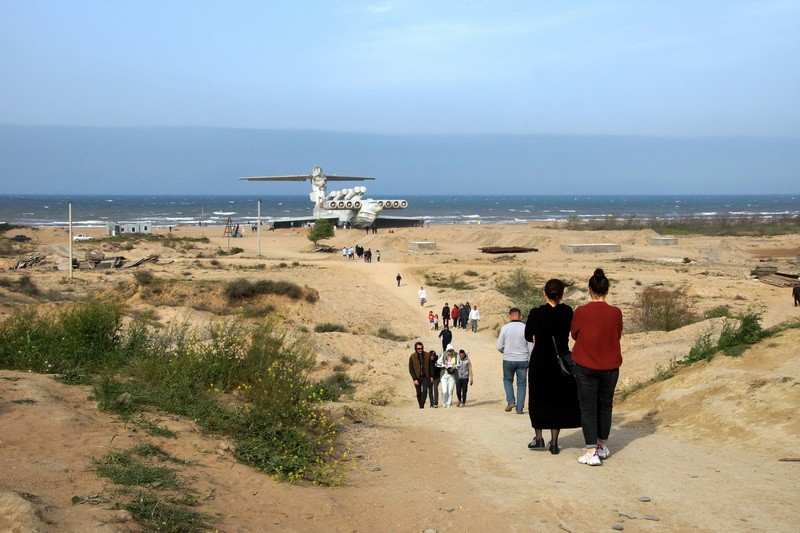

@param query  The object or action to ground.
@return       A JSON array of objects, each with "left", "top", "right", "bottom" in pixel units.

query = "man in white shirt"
[
  {"left": 418, "top": 287, "right": 427, "bottom": 308},
  {"left": 496, "top": 307, "right": 532, "bottom": 414}
]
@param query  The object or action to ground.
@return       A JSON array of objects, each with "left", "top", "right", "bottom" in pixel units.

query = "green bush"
[
  {"left": 631, "top": 286, "right": 697, "bottom": 331},
  {"left": 0, "top": 300, "right": 127, "bottom": 373},
  {"left": 314, "top": 323, "right": 347, "bottom": 333},
  {"left": 717, "top": 312, "right": 766, "bottom": 356},
  {"left": 224, "top": 278, "right": 307, "bottom": 301},
  {"left": 496, "top": 268, "right": 544, "bottom": 312}
]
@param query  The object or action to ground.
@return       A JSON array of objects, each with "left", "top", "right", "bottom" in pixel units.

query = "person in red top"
[{"left": 571, "top": 268, "right": 623, "bottom": 466}]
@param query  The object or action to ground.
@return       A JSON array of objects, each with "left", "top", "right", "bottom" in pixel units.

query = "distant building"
[{"left": 107, "top": 222, "right": 153, "bottom": 236}]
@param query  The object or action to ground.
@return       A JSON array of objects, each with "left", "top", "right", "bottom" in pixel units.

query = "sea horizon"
[{"left": 1, "top": 193, "right": 797, "bottom": 228}]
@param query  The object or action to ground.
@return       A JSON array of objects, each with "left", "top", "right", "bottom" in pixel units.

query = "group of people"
[
  {"left": 407, "top": 268, "right": 624, "bottom": 467},
  {"left": 409, "top": 342, "right": 474, "bottom": 409},
  {"left": 441, "top": 302, "right": 480, "bottom": 332},
  {"left": 342, "top": 245, "right": 379, "bottom": 262},
  {"left": 496, "top": 269, "right": 623, "bottom": 466}
]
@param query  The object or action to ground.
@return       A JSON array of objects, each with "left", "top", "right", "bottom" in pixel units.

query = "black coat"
[{"left": 524, "top": 303, "right": 581, "bottom": 429}]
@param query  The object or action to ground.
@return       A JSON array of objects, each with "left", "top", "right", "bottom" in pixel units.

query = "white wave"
[{"left": 213, "top": 211, "right": 237, "bottom": 216}]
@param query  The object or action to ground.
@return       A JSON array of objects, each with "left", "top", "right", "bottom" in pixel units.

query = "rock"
[
  {"left": 643, "top": 514, "right": 660, "bottom": 521},
  {"left": 444, "top": 506, "right": 455, "bottom": 512},
  {"left": 638, "top": 496, "right": 651, "bottom": 502},
  {"left": 612, "top": 525, "right": 624, "bottom": 531},
  {"left": 617, "top": 512, "right": 637, "bottom": 519}
]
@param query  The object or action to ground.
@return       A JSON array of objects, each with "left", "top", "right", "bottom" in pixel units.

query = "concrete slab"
[
  {"left": 647, "top": 236, "right": 678, "bottom": 246},
  {"left": 561, "top": 243, "right": 621, "bottom": 253},
  {"left": 408, "top": 241, "right": 437, "bottom": 251}
]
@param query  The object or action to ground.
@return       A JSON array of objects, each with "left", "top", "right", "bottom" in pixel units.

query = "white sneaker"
[
  {"left": 578, "top": 451, "right": 602, "bottom": 466},
  {"left": 596, "top": 444, "right": 611, "bottom": 460}
]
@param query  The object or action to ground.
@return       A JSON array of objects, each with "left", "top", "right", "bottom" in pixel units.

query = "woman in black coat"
[{"left": 524, "top": 279, "right": 581, "bottom": 454}]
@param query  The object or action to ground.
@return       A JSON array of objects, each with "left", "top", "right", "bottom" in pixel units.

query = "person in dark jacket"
[
  {"left": 524, "top": 279, "right": 581, "bottom": 455},
  {"left": 442, "top": 303, "right": 451, "bottom": 329},
  {"left": 438, "top": 325, "right": 453, "bottom": 353},
  {"left": 409, "top": 341, "right": 434, "bottom": 409},
  {"left": 459, "top": 303, "right": 469, "bottom": 330}
]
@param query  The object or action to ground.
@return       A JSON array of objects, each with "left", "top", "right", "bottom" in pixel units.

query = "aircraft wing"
[
  {"left": 239, "top": 175, "right": 311, "bottom": 181},
  {"left": 238, "top": 175, "right": 375, "bottom": 181},
  {"left": 324, "top": 176, "right": 375, "bottom": 181}
]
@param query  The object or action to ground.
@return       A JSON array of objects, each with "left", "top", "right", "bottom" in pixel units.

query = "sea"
[{"left": 0, "top": 194, "right": 797, "bottom": 228}]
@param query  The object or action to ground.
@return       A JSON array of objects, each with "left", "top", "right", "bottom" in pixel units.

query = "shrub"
[
  {"left": 224, "top": 278, "right": 307, "bottom": 302},
  {"left": 133, "top": 270, "right": 155, "bottom": 285},
  {"left": 631, "top": 286, "right": 697, "bottom": 332},
  {"left": 375, "top": 327, "right": 408, "bottom": 341},
  {"left": 315, "top": 323, "right": 347, "bottom": 333},
  {"left": 496, "top": 268, "right": 544, "bottom": 312},
  {"left": 717, "top": 312, "right": 766, "bottom": 356},
  {"left": 0, "top": 300, "right": 126, "bottom": 373}
]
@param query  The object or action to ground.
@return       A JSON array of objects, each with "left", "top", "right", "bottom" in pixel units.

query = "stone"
[
  {"left": 638, "top": 496, "right": 651, "bottom": 502},
  {"left": 643, "top": 515, "right": 660, "bottom": 521},
  {"left": 612, "top": 525, "right": 624, "bottom": 531}
]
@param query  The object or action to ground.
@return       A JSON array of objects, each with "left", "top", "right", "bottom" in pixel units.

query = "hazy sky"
[{"left": 2, "top": 1, "right": 799, "bottom": 137}]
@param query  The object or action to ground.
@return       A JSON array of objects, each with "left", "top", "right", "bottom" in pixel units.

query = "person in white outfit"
[
  {"left": 436, "top": 344, "right": 460, "bottom": 408},
  {"left": 469, "top": 306, "right": 481, "bottom": 332},
  {"left": 418, "top": 287, "right": 427, "bottom": 308}
]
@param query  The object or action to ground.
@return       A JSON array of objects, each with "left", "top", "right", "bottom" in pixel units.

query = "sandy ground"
[{"left": 1, "top": 222, "right": 799, "bottom": 532}]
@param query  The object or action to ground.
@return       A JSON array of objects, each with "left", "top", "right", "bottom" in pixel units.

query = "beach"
[{"left": 2, "top": 222, "right": 800, "bottom": 531}]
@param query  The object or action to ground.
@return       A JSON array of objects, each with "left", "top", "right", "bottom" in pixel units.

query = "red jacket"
[{"left": 571, "top": 301, "right": 623, "bottom": 370}]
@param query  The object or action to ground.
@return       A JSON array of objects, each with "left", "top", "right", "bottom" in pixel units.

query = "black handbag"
[{"left": 551, "top": 337, "right": 575, "bottom": 377}]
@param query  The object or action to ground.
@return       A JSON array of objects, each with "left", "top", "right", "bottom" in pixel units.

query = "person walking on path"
[
  {"left": 428, "top": 350, "right": 441, "bottom": 408},
  {"left": 451, "top": 304, "right": 460, "bottom": 327},
  {"left": 469, "top": 305, "right": 481, "bottom": 332},
  {"left": 438, "top": 325, "right": 453, "bottom": 353},
  {"left": 496, "top": 307, "right": 533, "bottom": 414},
  {"left": 409, "top": 342, "right": 434, "bottom": 409},
  {"left": 396, "top": 273, "right": 402, "bottom": 287},
  {"left": 455, "top": 349, "right": 474, "bottom": 407},
  {"left": 442, "top": 303, "right": 451, "bottom": 329},
  {"left": 524, "top": 279, "right": 581, "bottom": 454},
  {"left": 436, "top": 344, "right": 460, "bottom": 408},
  {"left": 793, "top": 285, "right": 800, "bottom": 306},
  {"left": 571, "top": 268, "right": 623, "bottom": 466},
  {"left": 428, "top": 311, "right": 436, "bottom": 329},
  {"left": 418, "top": 287, "right": 427, "bottom": 308},
  {"left": 459, "top": 303, "right": 469, "bottom": 330}
]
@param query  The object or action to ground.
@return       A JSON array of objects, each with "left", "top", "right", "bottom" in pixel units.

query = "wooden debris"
[
  {"left": 12, "top": 254, "right": 48, "bottom": 270},
  {"left": 480, "top": 246, "right": 538, "bottom": 254}
]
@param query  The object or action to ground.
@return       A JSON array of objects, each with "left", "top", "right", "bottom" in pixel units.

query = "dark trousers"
[
  {"left": 443, "top": 316, "right": 449, "bottom": 328},
  {"left": 428, "top": 376, "right": 440, "bottom": 406},
  {"left": 456, "top": 378, "right": 470, "bottom": 404},
  {"left": 414, "top": 378, "right": 432, "bottom": 408},
  {"left": 574, "top": 364, "right": 619, "bottom": 446}
]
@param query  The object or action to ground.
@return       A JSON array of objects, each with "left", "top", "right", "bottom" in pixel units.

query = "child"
[
  {"left": 428, "top": 311, "right": 436, "bottom": 329},
  {"left": 456, "top": 349, "right": 473, "bottom": 407},
  {"left": 434, "top": 314, "right": 439, "bottom": 330}
]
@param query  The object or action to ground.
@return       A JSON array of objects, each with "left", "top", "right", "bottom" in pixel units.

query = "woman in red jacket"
[{"left": 571, "top": 268, "right": 623, "bottom": 466}]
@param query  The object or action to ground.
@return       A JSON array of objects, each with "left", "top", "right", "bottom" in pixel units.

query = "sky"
[{"left": 1, "top": 1, "right": 799, "bottom": 194}]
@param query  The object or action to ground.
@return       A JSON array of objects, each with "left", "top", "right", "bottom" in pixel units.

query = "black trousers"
[
  {"left": 574, "top": 364, "right": 619, "bottom": 446},
  {"left": 414, "top": 378, "right": 432, "bottom": 408},
  {"left": 456, "top": 378, "right": 470, "bottom": 404}
]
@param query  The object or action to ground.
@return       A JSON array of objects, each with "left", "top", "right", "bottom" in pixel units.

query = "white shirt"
[{"left": 496, "top": 320, "right": 532, "bottom": 362}]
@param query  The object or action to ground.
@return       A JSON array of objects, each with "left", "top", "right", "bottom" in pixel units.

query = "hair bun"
[{"left": 594, "top": 268, "right": 605, "bottom": 277}]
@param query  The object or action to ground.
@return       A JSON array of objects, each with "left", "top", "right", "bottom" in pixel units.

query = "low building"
[{"left": 107, "top": 222, "right": 153, "bottom": 236}]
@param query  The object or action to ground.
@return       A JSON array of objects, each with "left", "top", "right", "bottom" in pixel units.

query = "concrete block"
[
  {"left": 561, "top": 243, "right": 621, "bottom": 254},
  {"left": 647, "top": 236, "right": 678, "bottom": 246},
  {"left": 408, "top": 241, "right": 437, "bottom": 251}
]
